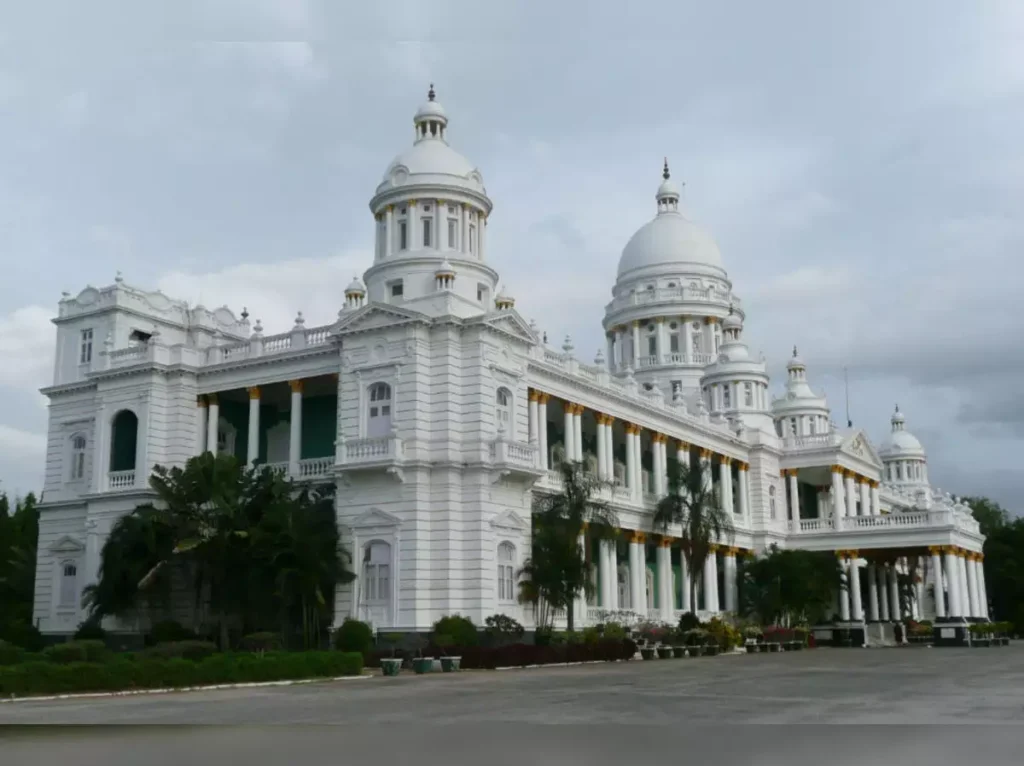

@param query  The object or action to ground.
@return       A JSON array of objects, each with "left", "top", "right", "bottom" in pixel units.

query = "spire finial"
[
  {"left": 662, "top": 157, "right": 670, "bottom": 181},
  {"left": 895, "top": 403, "right": 900, "bottom": 414},
  {"left": 792, "top": 345, "right": 798, "bottom": 357},
  {"left": 428, "top": 83, "right": 435, "bottom": 102}
]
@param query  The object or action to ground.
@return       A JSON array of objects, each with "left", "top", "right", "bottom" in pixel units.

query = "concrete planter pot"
[
  {"left": 758, "top": 643, "right": 770, "bottom": 653},
  {"left": 440, "top": 656, "right": 461, "bottom": 672},
  {"left": 768, "top": 642, "right": 781, "bottom": 653},
  {"left": 686, "top": 645, "right": 704, "bottom": 657},
  {"left": 640, "top": 647, "right": 657, "bottom": 660},
  {"left": 672, "top": 646, "right": 687, "bottom": 658},
  {"left": 972, "top": 638, "right": 991, "bottom": 647},
  {"left": 412, "top": 657, "right": 434, "bottom": 674},
  {"left": 704, "top": 645, "right": 719, "bottom": 657},
  {"left": 791, "top": 641, "right": 804, "bottom": 651},
  {"left": 745, "top": 644, "right": 759, "bottom": 654},
  {"left": 657, "top": 646, "right": 673, "bottom": 659},
  {"left": 380, "top": 658, "right": 403, "bottom": 677}
]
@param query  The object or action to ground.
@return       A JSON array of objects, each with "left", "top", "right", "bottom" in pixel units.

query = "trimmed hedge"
[
  {"left": 0, "top": 651, "right": 363, "bottom": 698},
  {"left": 42, "top": 640, "right": 110, "bottom": 664},
  {"left": 364, "top": 638, "right": 637, "bottom": 669},
  {"left": 0, "top": 639, "right": 27, "bottom": 666},
  {"left": 142, "top": 641, "right": 218, "bottom": 661}
]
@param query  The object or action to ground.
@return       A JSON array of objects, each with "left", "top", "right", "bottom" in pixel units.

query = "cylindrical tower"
[
  {"left": 699, "top": 311, "right": 773, "bottom": 433},
  {"left": 771, "top": 347, "right": 833, "bottom": 440},
  {"left": 878, "top": 405, "right": 929, "bottom": 486}
]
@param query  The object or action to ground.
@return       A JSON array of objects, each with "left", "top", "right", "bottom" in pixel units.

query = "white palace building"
[{"left": 32, "top": 88, "right": 987, "bottom": 645}]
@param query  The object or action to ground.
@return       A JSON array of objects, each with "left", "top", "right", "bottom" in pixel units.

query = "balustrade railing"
[
  {"left": 342, "top": 435, "right": 402, "bottom": 464},
  {"left": 607, "top": 287, "right": 741, "bottom": 311},
  {"left": 297, "top": 456, "right": 334, "bottom": 478},
  {"left": 107, "top": 470, "right": 136, "bottom": 490}
]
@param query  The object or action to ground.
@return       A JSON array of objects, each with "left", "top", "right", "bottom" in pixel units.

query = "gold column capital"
[
  {"left": 529, "top": 389, "right": 540, "bottom": 402},
  {"left": 654, "top": 316, "right": 665, "bottom": 324},
  {"left": 605, "top": 415, "right": 615, "bottom": 426},
  {"left": 408, "top": 198, "right": 417, "bottom": 206},
  {"left": 289, "top": 379, "right": 304, "bottom": 394},
  {"left": 385, "top": 204, "right": 394, "bottom": 212},
  {"left": 708, "top": 543, "right": 720, "bottom": 553},
  {"left": 700, "top": 448, "right": 713, "bottom": 459},
  {"left": 659, "top": 536, "right": 673, "bottom": 548},
  {"left": 435, "top": 198, "right": 445, "bottom": 205},
  {"left": 631, "top": 320, "right": 640, "bottom": 328},
  {"left": 675, "top": 440, "right": 689, "bottom": 451},
  {"left": 705, "top": 316, "right": 718, "bottom": 325},
  {"left": 197, "top": 396, "right": 208, "bottom": 408},
  {"left": 247, "top": 386, "right": 261, "bottom": 400},
  {"left": 721, "top": 455, "right": 732, "bottom": 465},
  {"left": 830, "top": 464, "right": 844, "bottom": 474},
  {"left": 206, "top": 393, "right": 218, "bottom": 405},
  {"left": 738, "top": 462, "right": 749, "bottom": 471}
]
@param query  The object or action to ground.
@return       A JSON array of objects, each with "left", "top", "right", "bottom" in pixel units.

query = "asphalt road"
[{"left": 3, "top": 646, "right": 1024, "bottom": 763}]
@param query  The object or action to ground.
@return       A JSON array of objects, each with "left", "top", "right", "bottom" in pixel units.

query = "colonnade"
[
  {"left": 527, "top": 389, "right": 749, "bottom": 517},
  {"left": 783, "top": 466, "right": 881, "bottom": 530},
  {"left": 605, "top": 315, "right": 719, "bottom": 371},
  {"left": 928, "top": 546, "right": 989, "bottom": 621},
  {"left": 376, "top": 199, "right": 485, "bottom": 258}
]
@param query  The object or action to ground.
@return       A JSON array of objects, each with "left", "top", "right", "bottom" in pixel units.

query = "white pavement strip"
[{"left": 2, "top": 674, "right": 371, "bottom": 704}]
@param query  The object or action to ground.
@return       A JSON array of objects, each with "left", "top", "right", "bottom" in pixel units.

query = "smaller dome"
[
  {"left": 414, "top": 84, "right": 448, "bottom": 123},
  {"left": 435, "top": 258, "right": 456, "bottom": 277},
  {"left": 723, "top": 311, "right": 742, "bottom": 331},
  {"left": 787, "top": 346, "right": 805, "bottom": 370},
  {"left": 879, "top": 405, "right": 925, "bottom": 457},
  {"left": 345, "top": 276, "right": 366, "bottom": 295}
]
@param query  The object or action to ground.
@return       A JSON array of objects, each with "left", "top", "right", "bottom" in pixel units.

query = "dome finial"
[
  {"left": 428, "top": 83, "right": 435, "bottom": 102},
  {"left": 662, "top": 157, "right": 670, "bottom": 181},
  {"left": 792, "top": 345, "right": 798, "bottom": 357},
  {"left": 894, "top": 403, "right": 900, "bottom": 414}
]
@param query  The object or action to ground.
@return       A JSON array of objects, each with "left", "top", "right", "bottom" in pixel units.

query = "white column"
[
  {"left": 737, "top": 464, "right": 749, "bottom": 520},
  {"left": 838, "top": 558, "right": 851, "bottom": 621},
  {"left": 867, "top": 564, "right": 880, "bottom": 621},
  {"left": 434, "top": 198, "right": 443, "bottom": 251},
  {"left": 575, "top": 533, "right": 587, "bottom": 626},
  {"left": 845, "top": 473, "right": 858, "bottom": 518},
  {"left": 705, "top": 549, "right": 719, "bottom": 613},
  {"left": 134, "top": 397, "right": 149, "bottom": 488},
  {"left": 538, "top": 395, "right": 549, "bottom": 470},
  {"left": 930, "top": 548, "right": 946, "bottom": 619},
  {"left": 206, "top": 394, "right": 220, "bottom": 455},
  {"left": 596, "top": 416, "right": 608, "bottom": 480},
  {"left": 957, "top": 552, "right": 971, "bottom": 620},
  {"left": 859, "top": 480, "right": 870, "bottom": 518},
  {"left": 598, "top": 539, "right": 611, "bottom": 608},
  {"left": 478, "top": 214, "right": 486, "bottom": 258},
  {"left": 879, "top": 570, "right": 891, "bottom": 621},
  {"left": 787, "top": 470, "right": 800, "bottom": 531},
  {"left": 628, "top": 536, "right": 644, "bottom": 614},
  {"left": 460, "top": 203, "right": 468, "bottom": 253},
  {"left": 604, "top": 418, "right": 615, "bottom": 481},
  {"left": 631, "top": 428, "right": 643, "bottom": 498},
  {"left": 965, "top": 553, "right": 979, "bottom": 618},
  {"left": 657, "top": 542, "right": 673, "bottom": 621},
  {"left": 849, "top": 557, "right": 863, "bottom": 621},
  {"left": 831, "top": 466, "right": 846, "bottom": 524},
  {"left": 288, "top": 380, "right": 303, "bottom": 476},
  {"left": 408, "top": 200, "right": 419, "bottom": 249},
  {"left": 563, "top": 403, "right": 575, "bottom": 464},
  {"left": 680, "top": 555, "right": 691, "bottom": 613},
  {"left": 605, "top": 333, "right": 615, "bottom": 370},
  {"left": 528, "top": 392, "right": 539, "bottom": 446},
  {"left": 612, "top": 329, "right": 623, "bottom": 370},
  {"left": 631, "top": 321, "right": 640, "bottom": 369},
  {"left": 701, "top": 450, "right": 713, "bottom": 495},
  {"left": 247, "top": 386, "right": 261, "bottom": 466},
  {"left": 888, "top": 565, "right": 901, "bottom": 621},
  {"left": 655, "top": 318, "right": 667, "bottom": 363},
  {"left": 573, "top": 405, "right": 583, "bottom": 462},
  {"left": 719, "top": 459, "right": 734, "bottom": 515},
  {"left": 384, "top": 205, "right": 394, "bottom": 255},
  {"left": 913, "top": 568, "right": 924, "bottom": 620},
  {"left": 608, "top": 541, "right": 619, "bottom": 610},
  {"left": 195, "top": 398, "right": 208, "bottom": 455},
  {"left": 723, "top": 549, "right": 737, "bottom": 613},
  {"left": 702, "top": 317, "right": 716, "bottom": 359},
  {"left": 657, "top": 437, "right": 669, "bottom": 495},
  {"left": 870, "top": 482, "right": 881, "bottom": 515},
  {"left": 976, "top": 556, "right": 989, "bottom": 620}
]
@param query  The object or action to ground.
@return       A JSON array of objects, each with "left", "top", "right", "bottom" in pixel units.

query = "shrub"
[
  {"left": 705, "top": 618, "right": 740, "bottom": 650},
  {"left": 683, "top": 628, "right": 709, "bottom": 647},
  {"left": 534, "top": 626, "right": 553, "bottom": 646},
  {"left": 432, "top": 614, "right": 478, "bottom": 647},
  {"left": 456, "top": 638, "right": 636, "bottom": 669},
  {"left": 333, "top": 618, "right": 374, "bottom": 657},
  {"left": 0, "top": 621, "right": 44, "bottom": 652},
  {"left": 239, "top": 632, "right": 283, "bottom": 653},
  {"left": 484, "top": 614, "right": 524, "bottom": 642},
  {"left": 601, "top": 622, "right": 628, "bottom": 640},
  {"left": 74, "top": 621, "right": 108, "bottom": 641},
  {"left": 0, "top": 639, "right": 27, "bottom": 666},
  {"left": 148, "top": 620, "right": 198, "bottom": 645},
  {"left": 42, "top": 640, "right": 109, "bottom": 664},
  {"left": 677, "top": 612, "right": 702, "bottom": 633},
  {"left": 143, "top": 640, "right": 218, "bottom": 661},
  {"left": 434, "top": 634, "right": 456, "bottom": 654},
  {"left": 0, "top": 652, "right": 363, "bottom": 698}
]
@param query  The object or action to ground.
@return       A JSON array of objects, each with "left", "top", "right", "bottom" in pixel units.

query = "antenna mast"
[{"left": 844, "top": 366, "right": 852, "bottom": 428}]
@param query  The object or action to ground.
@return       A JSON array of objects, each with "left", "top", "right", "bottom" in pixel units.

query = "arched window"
[
  {"left": 769, "top": 486, "right": 777, "bottom": 520},
  {"left": 109, "top": 410, "right": 138, "bottom": 472},
  {"left": 497, "top": 542, "right": 516, "bottom": 602},
  {"left": 362, "top": 541, "right": 391, "bottom": 604},
  {"left": 69, "top": 434, "right": 87, "bottom": 481},
  {"left": 59, "top": 561, "right": 78, "bottom": 607},
  {"left": 495, "top": 388, "right": 512, "bottom": 431},
  {"left": 367, "top": 383, "right": 392, "bottom": 437}
]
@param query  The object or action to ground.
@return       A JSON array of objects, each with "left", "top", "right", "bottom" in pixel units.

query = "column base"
[
  {"left": 812, "top": 621, "right": 866, "bottom": 648},
  {"left": 932, "top": 618, "right": 970, "bottom": 647}
]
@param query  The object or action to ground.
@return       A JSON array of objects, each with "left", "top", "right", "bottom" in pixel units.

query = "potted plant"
[
  {"left": 640, "top": 645, "right": 657, "bottom": 660},
  {"left": 657, "top": 644, "right": 673, "bottom": 659},
  {"left": 743, "top": 626, "right": 762, "bottom": 653},
  {"left": 684, "top": 628, "right": 707, "bottom": 657},
  {"left": 379, "top": 632, "right": 404, "bottom": 677},
  {"left": 411, "top": 636, "right": 433, "bottom": 674},
  {"left": 436, "top": 634, "right": 461, "bottom": 671},
  {"left": 672, "top": 644, "right": 687, "bottom": 658}
]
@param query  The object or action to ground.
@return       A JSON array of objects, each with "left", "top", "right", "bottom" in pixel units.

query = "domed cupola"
[
  {"left": 602, "top": 159, "right": 741, "bottom": 402},
  {"left": 772, "top": 346, "right": 834, "bottom": 441},
  {"left": 362, "top": 86, "right": 500, "bottom": 318},
  {"left": 699, "top": 308, "right": 773, "bottom": 433},
  {"left": 878, "top": 405, "right": 928, "bottom": 486}
]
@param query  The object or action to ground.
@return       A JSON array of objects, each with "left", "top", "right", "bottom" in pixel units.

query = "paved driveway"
[{"left": 3, "top": 647, "right": 1024, "bottom": 763}]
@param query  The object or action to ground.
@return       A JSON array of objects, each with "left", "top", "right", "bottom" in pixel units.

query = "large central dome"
[{"left": 616, "top": 166, "right": 723, "bottom": 278}]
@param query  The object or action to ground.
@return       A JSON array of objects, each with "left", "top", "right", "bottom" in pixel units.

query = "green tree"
[
  {"left": 652, "top": 458, "right": 733, "bottom": 613},
  {"left": 0, "top": 492, "right": 40, "bottom": 630},
  {"left": 741, "top": 546, "right": 843, "bottom": 625},
  {"left": 963, "top": 496, "right": 1010, "bottom": 538},
  {"left": 518, "top": 460, "right": 617, "bottom": 631},
  {"left": 84, "top": 453, "right": 353, "bottom": 648}
]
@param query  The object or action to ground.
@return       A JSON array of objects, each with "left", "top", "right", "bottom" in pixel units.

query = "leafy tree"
[
  {"left": 741, "top": 545, "right": 843, "bottom": 625},
  {"left": 518, "top": 460, "right": 617, "bottom": 632},
  {"left": 652, "top": 458, "right": 733, "bottom": 613},
  {"left": 963, "top": 496, "right": 1010, "bottom": 538},
  {"left": 0, "top": 492, "right": 40, "bottom": 635},
  {"left": 84, "top": 453, "right": 353, "bottom": 649}
]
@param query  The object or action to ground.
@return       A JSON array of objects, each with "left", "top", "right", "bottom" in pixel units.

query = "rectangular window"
[
  {"left": 80, "top": 329, "right": 93, "bottom": 364},
  {"left": 723, "top": 385, "right": 731, "bottom": 408},
  {"left": 399, "top": 221, "right": 408, "bottom": 250},
  {"left": 744, "top": 382, "right": 753, "bottom": 407},
  {"left": 477, "top": 283, "right": 488, "bottom": 304},
  {"left": 647, "top": 337, "right": 656, "bottom": 356},
  {"left": 669, "top": 334, "right": 679, "bottom": 353},
  {"left": 469, "top": 224, "right": 476, "bottom": 254},
  {"left": 390, "top": 281, "right": 404, "bottom": 300},
  {"left": 422, "top": 218, "right": 432, "bottom": 247},
  {"left": 448, "top": 219, "right": 456, "bottom": 248}
]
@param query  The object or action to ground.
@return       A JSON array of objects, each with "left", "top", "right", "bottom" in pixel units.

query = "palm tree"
[
  {"left": 652, "top": 456, "right": 733, "bottom": 615},
  {"left": 519, "top": 460, "right": 618, "bottom": 632}
]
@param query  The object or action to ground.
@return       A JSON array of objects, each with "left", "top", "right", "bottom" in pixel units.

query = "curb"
[{"left": 2, "top": 673, "right": 371, "bottom": 704}]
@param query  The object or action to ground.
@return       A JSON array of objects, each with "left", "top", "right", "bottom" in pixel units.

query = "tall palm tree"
[
  {"left": 652, "top": 456, "right": 733, "bottom": 615},
  {"left": 519, "top": 460, "right": 618, "bottom": 632}
]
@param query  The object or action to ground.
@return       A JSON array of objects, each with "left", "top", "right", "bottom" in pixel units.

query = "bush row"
[
  {"left": 0, "top": 650, "right": 363, "bottom": 698},
  {"left": 367, "top": 638, "right": 637, "bottom": 669}
]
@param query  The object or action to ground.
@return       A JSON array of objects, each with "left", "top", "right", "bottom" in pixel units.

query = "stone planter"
[
  {"left": 768, "top": 642, "right": 781, "bottom": 653},
  {"left": 380, "top": 658, "right": 403, "bottom": 677},
  {"left": 704, "top": 645, "right": 719, "bottom": 657},
  {"left": 672, "top": 646, "right": 686, "bottom": 658},
  {"left": 758, "top": 643, "right": 770, "bottom": 653},
  {"left": 440, "top": 656, "right": 461, "bottom": 672},
  {"left": 412, "top": 657, "right": 434, "bottom": 674},
  {"left": 640, "top": 647, "right": 657, "bottom": 660},
  {"left": 686, "top": 645, "right": 704, "bottom": 657},
  {"left": 745, "top": 644, "right": 758, "bottom": 654},
  {"left": 657, "top": 646, "right": 673, "bottom": 659},
  {"left": 972, "top": 637, "right": 991, "bottom": 647},
  {"left": 791, "top": 641, "right": 804, "bottom": 651}
]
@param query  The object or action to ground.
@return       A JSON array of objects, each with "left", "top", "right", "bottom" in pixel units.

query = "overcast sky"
[{"left": 1, "top": 1, "right": 1022, "bottom": 509}]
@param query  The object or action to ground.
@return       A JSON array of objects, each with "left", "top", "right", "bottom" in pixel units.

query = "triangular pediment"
[
  {"left": 333, "top": 303, "right": 429, "bottom": 336},
  {"left": 48, "top": 535, "right": 85, "bottom": 554},
  {"left": 490, "top": 509, "right": 529, "bottom": 532},
  {"left": 350, "top": 507, "right": 402, "bottom": 529},
  {"left": 472, "top": 310, "right": 538, "bottom": 345},
  {"left": 840, "top": 429, "right": 883, "bottom": 468}
]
